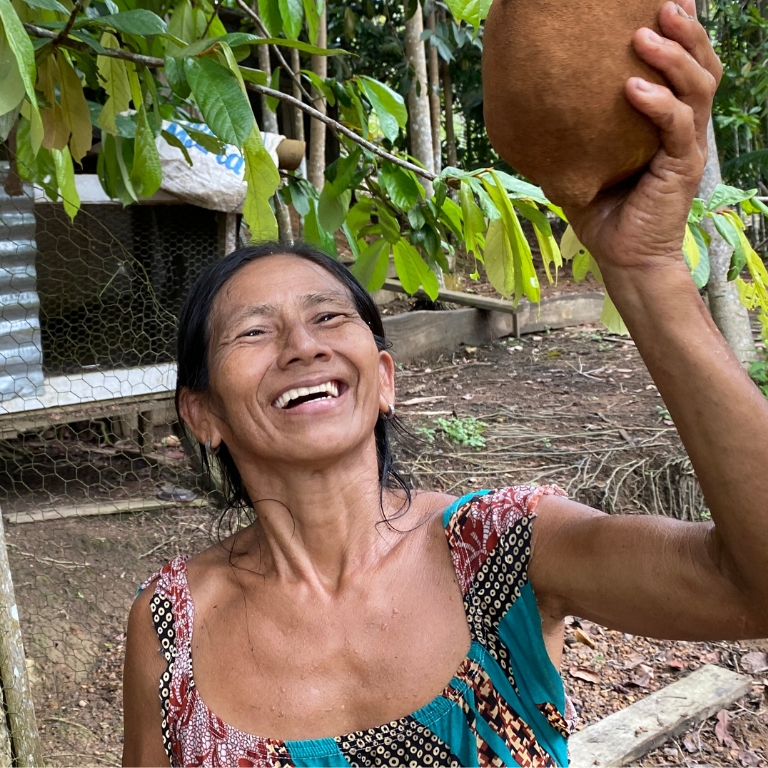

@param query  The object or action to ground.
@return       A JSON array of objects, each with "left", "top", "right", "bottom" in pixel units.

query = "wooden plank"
[
  {"left": 4, "top": 497, "right": 208, "bottom": 525},
  {"left": 517, "top": 292, "right": 604, "bottom": 335},
  {"left": 382, "top": 278, "right": 519, "bottom": 314},
  {"left": 383, "top": 309, "right": 514, "bottom": 363},
  {"left": 569, "top": 665, "right": 752, "bottom": 768}
]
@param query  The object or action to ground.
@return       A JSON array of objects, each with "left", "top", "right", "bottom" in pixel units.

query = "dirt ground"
[{"left": 2, "top": 317, "right": 767, "bottom": 766}]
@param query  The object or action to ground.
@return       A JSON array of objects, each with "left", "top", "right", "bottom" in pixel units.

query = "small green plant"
[
  {"left": 415, "top": 426, "right": 437, "bottom": 444},
  {"left": 436, "top": 417, "right": 488, "bottom": 449},
  {"left": 749, "top": 360, "right": 768, "bottom": 399}
]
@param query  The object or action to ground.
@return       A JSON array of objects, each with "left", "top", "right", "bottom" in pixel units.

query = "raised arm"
[{"left": 529, "top": 0, "right": 768, "bottom": 640}]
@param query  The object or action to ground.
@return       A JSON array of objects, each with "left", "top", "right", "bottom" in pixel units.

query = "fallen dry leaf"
[
  {"left": 623, "top": 652, "right": 647, "bottom": 670},
  {"left": 629, "top": 671, "right": 652, "bottom": 689},
  {"left": 667, "top": 659, "right": 686, "bottom": 671},
  {"left": 568, "top": 666, "right": 601, "bottom": 685},
  {"left": 573, "top": 629, "right": 596, "bottom": 649},
  {"left": 740, "top": 651, "right": 768, "bottom": 674},
  {"left": 714, "top": 709, "right": 736, "bottom": 748},
  {"left": 682, "top": 736, "right": 698, "bottom": 754},
  {"left": 738, "top": 751, "right": 761, "bottom": 767}
]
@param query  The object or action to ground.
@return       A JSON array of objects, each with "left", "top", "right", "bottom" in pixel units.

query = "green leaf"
[
  {"left": 242, "top": 125, "right": 280, "bottom": 241},
  {"left": 0, "top": 23, "right": 25, "bottom": 116},
  {"left": 711, "top": 210, "right": 747, "bottom": 279},
  {"left": 266, "top": 66, "right": 281, "bottom": 112},
  {"left": 259, "top": 0, "right": 283, "bottom": 38},
  {"left": 17, "top": 0, "right": 68, "bottom": 14},
  {"left": 301, "top": 69, "right": 335, "bottom": 104},
  {"left": 184, "top": 57, "right": 254, "bottom": 147},
  {"left": 239, "top": 66, "right": 268, "bottom": 87},
  {"left": 443, "top": 0, "right": 491, "bottom": 32},
  {"left": 393, "top": 239, "right": 439, "bottom": 300},
  {"left": 687, "top": 224, "right": 710, "bottom": 290},
  {"left": 318, "top": 186, "right": 351, "bottom": 233},
  {"left": 707, "top": 184, "right": 758, "bottom": 211},
  {"left": 513, "top": 199, "right": 561, "bottom": 283},
  {"left": 161, "top": 129, "right": 192, "bottom": 165},
  {"left": 483, "top": 219, "right": 514, "bottom": 297},
  {"left": 601, "top": 295, "right": 628, "bottom": 335},
  {"left": 572, "top": 250, "right": 590, "bottom": 281},
  {"left": 459, "top": 180, "right": 485, "bottom": 258},
  {"left": 438, "top": 197, "right": 463, "bottom": 240},
  {"left": 303, "top": 0, "right": 319, "bottom": 44},
  {"left": 0, "top": 0, "right": 42, "bottom": 152},
  {"left": 358, "top": 76, "right": 406, "bottom": 143},
  {"left": 278, "top": 0, "right": 303, "bottom": 40},
  {"left": 375, "top": 202, "right": 401, "bottom": 244},
  {"left": 58, "top": 52, "right": 92, "bottom": 164},
  {"left": 84, "top": 9, "right": 167, "bottom": 36},
  {"left": 379, "top": 162, "right": 420, "bottom": 210},
  {"left": 97, "top": 32, "right": 132, "bottom": 135},
  {"left": 130, "top": 105, "right": 161, "bottom": 198},
  {"left": 350, "top": 238, "right": 389, "bottom": 292},
  {"left": 489, "top": 170, "right": 550, "bottom": 206},
  {"left": 164, "top": 56, "right": 191, "bottom": 98},
  {"left": 304, "top": 198, "right": 337, "bottom": 255},
  {"left": 51, "top": 145, "right": 80, "bottom": 220},
  {"left": 560, "top": 224, "right": 589, "bottom": 262},
  {"left": 287, "top": 176, "right": 311, "bottom": 216}
]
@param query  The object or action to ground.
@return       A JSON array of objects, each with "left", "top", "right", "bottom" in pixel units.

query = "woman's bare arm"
[
  {"left": 528, "top": 0, "right": 768, "bottom": 639},
  {"left": 122, "top": 586, "right": 171, "bottom": 767}
]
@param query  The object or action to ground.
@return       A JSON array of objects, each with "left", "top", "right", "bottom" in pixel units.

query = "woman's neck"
[{"left": 233, "top": 445, "right": 408, "bottom": 593}]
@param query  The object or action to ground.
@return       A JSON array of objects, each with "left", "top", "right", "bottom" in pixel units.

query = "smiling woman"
[{"left": 122, "top": 4, "right": 768, "bottom": 767}]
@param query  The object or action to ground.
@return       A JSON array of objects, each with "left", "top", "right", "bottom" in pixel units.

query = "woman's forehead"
[{"left": 213, "top": 255, "right": 356, "bottom": 319}]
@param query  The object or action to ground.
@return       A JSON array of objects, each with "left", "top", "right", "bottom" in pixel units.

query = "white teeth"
[{"left": 275, "top": 381, "right": 339, "bottom": 409}]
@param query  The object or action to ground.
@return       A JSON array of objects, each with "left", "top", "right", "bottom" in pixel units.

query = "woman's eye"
[
  {"left": 318, "top": 312, "right": 341, "bottom": 323},
  {"left": 240, "top": 328, "right": 266, "bottom": 338}
]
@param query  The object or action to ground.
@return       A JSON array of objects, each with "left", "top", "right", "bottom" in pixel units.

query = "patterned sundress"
[{"left": 142, "top": 485, "right": 573, "bottom": 767}]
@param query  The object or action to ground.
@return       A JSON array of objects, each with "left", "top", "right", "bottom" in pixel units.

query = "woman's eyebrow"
[{"left": 300, "top": 291, "right": 355, "bottom": 309}]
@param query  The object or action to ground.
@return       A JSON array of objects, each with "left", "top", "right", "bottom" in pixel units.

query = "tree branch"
[
  {"left": 52, "top": 0, "right": 83, "bottom": 51},
  {"left": 22, "top": 22, "right": 438, "bottom": 182},
  {"left": 235, "top": 0, "right": 317, "bottom": 106}
]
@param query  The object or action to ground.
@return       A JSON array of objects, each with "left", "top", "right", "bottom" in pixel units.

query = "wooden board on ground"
[
  {"left": 4, "top": 498, "right": 208, "bottom": 525},
  {"left": 382, "top": 278, "right": 520, "bottom": 314},
  {"left": 569, "top": 664, "right": 752, "bottom": 767}
]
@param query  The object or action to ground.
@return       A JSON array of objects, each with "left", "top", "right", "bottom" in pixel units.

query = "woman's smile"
[{"left": 271, "top": 379, "right": 350, "bottom": 414}]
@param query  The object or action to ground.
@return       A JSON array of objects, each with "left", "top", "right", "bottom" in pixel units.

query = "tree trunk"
[
  {"left": 253, "top": 1, "right": 292, "bottom": 241},
  {"left": 290, "top": 48, "right": 305, "bottom": 144},
  {"left": 404, "top": 2, "right": 434, "bottom": 198},
  {"left": 425, "top": 9, "right": 441, "bottom": 174},
  {"left": 700, "top": 118, "right": 757, "bottom": 364},
  {"left": 441, "top": 59, "right": 457, "bottom": 168},
  {"left": 308, "top": 6, "right": 327, "bottom": 191}
]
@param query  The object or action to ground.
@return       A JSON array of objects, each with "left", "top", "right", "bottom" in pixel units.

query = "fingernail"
[
  {"left": 634, "top": 78, "right": 655, "bottom": 93},
  {"left": 675, "top": 3, "right": 693, "bottom": 19},
  {"left": 645, "top": 28, "right": 664, "bottom": 43}
]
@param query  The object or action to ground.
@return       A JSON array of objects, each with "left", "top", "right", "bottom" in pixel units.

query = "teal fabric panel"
[
  {"left": 411, "top": 693, "right": 478, "bottom": 767},
  {"left": 442, "top": 489, "right": 492, "bottom": 527},
  {"left": 286, "top": 738, "right": 350, "bottom": 767}
]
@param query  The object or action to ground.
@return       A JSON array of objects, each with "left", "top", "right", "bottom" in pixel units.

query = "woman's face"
[{"left": 181, "top": 254, "right": 395, "bottom": 471}]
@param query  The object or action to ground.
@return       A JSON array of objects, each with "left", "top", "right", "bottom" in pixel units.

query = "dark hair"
[{"left": 175, "top": 241, "right": 410, "bottom": 530}]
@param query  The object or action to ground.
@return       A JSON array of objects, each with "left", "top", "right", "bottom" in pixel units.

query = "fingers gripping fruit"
[{"left": 483, "top": 0, "right": 666, "bottom": 209}]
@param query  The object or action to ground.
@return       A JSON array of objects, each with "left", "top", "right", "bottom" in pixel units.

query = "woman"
[{"left": 123, "top": 2, "right": 768, "bottom": 766}]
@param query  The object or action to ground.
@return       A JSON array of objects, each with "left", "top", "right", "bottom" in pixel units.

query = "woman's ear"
[
  {"left": 178, "top": 387, "right": 222, "bottom": 448},
  {"left": 378, "top": 350, "right": 396, "bottom": 414}
]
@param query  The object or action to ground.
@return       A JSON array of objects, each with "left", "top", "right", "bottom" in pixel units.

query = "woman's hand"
[{"left": 564, "top": 0, "right": 723, "bottom": 276}]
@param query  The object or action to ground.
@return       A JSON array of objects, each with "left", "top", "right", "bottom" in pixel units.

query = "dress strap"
[{"left": 143, "top": 556, "right": 194, "bottom": 766}]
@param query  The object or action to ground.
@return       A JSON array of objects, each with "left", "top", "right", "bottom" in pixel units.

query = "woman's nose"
[{"left": 276, "top": 321, "right": 331, "bottom": 367}]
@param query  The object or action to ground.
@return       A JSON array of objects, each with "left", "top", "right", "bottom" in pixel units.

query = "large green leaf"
[
  {"left": 684, "top": 223, "right": 710, "bottom": 290},
  {"left": 97, "top": 33, "right": 132, "bottom": 135},
  {"left": 483, "top": 219, "right": 514, "bottom": 297},
  {"left": 130, "top": 105, "right": 161, "bottom": 198},
  {"left": 278, "top": 0, "right": 303, "bottom": 40},
  {"left": 51, "top": 145, "right": 80, "bottom": 220},
  {"left": 17, "top": 0, "right": 68, "bottom": 14},
  {"left": 83, "top": 9, "right": 167, "bottom": 36},
  {"left": 259, "top": 0, "right": 283, "bottom": 38},
  {"left": 358, "top": 76, "right": 406, "bottom": 143},
  {"left": 302, "top": 0, "right": 320, "bottom": 44},
  {"left": 443, "top": 0, "right": 491, "bottom": 32},
  {"left": 167, "top": 0, "right": 207, "bottom": 56},
  {"left": 379, "top": 162, "right": 420, "bottom": 210},
  {"left": 304, "top": 198, "right": 337, "bottom": 255},
  {"left": 184, "top": 57, "right": 254, "bottom": 146},
  {"left": 392, "top": 239, "right": 439, "bottom": 300},
  {"left": 164, "top": 56, "right": 191, "bottom": 98},
  {"left": 0, "top": 23, "right": 25, "bottom": 116},
  {"left": 0, "top": 0, "right": 42, "bottom": 151},
  {"left": 707, "top": 184, "right": 758, "bottom": 212},
  {"left": 242, "top": 126, "right": 279, "bottom": 241},
  {"left": 491, "top": 170, "right": 550, "bottom": 206},
  {"left": 513, "top": 199, "right": 561, "bottom": 282},
  {"left": 459, "top": 180, "right": 485, "bottom": 258},
  {"left": 58, "top": 52, "right": 92, "bottom": 164},
  {"left": 350, "top": 238, "right": 389, "bottom": 292},
  {"left": 318, "top": 185, "right": 351, "bottom": 233}
]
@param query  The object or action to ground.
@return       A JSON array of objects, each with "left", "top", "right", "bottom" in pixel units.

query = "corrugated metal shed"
[{"left": 0, "top": 161, "right": 43, "bottom": 402}]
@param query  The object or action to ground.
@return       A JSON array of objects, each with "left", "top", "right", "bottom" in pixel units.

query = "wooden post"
[
  {"left": 0, "top": 509, "right": 43, "bottom": 766},
  {"left": 137, "top": 409, "right": 154, "bottom": 454}
]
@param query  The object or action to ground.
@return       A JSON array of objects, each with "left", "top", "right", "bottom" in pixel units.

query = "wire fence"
[{"left": 0, "top": 155, "right": 230, "bottom": 765}]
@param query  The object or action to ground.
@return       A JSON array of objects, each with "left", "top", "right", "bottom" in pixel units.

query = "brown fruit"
[{"left": 483, "top": 0, "right": 666, "bottom": 209}]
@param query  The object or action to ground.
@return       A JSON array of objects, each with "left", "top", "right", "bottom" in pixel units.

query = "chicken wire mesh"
[{"left": 0, "top": 155, "right": 228, "bottom": 765}]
